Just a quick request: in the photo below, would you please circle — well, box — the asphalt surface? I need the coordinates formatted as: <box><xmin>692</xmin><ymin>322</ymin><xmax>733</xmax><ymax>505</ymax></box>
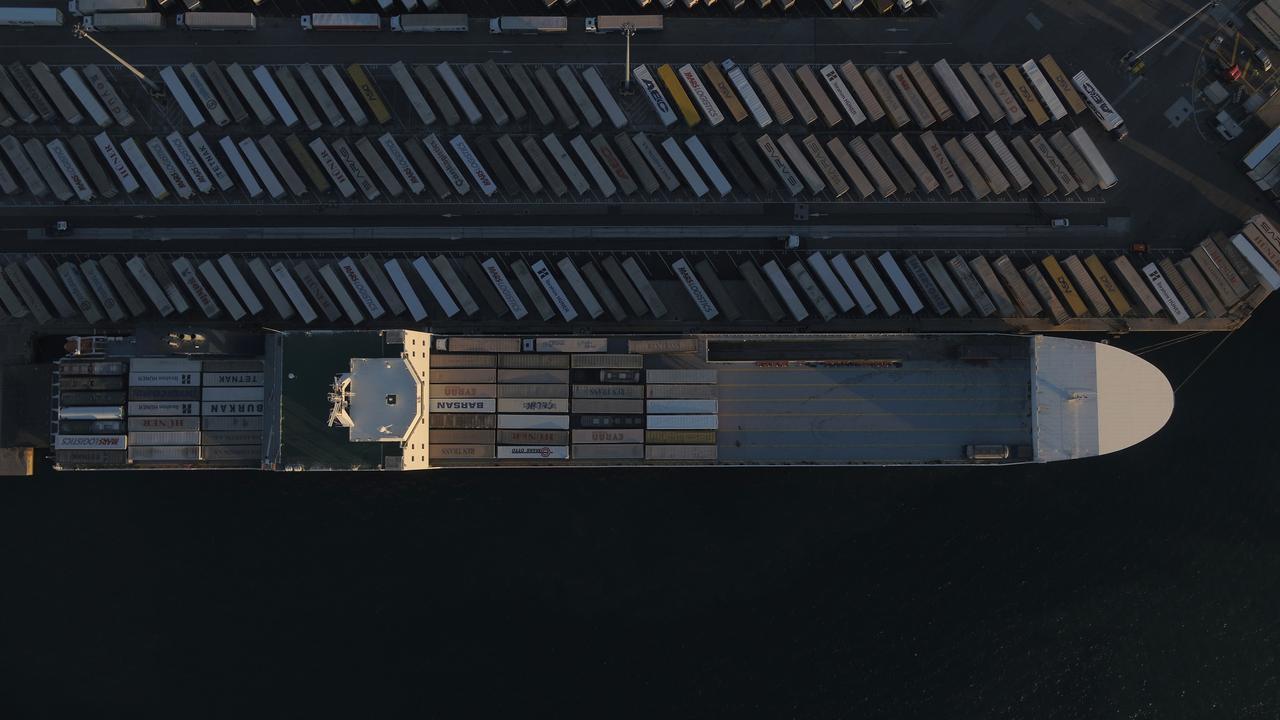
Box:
<box><xmin>0</xmin><ymin>0</ymin><xmax>1274</xmax><ymax>246</ymax></box>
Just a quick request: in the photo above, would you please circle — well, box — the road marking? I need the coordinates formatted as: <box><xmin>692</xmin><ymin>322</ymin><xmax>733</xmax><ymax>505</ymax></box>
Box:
<box><xmin>1113</xmin><ymin>76</ymin><xmax>1145</xmax><ymax>104</ymax></box>
<box><xmin>1026</xmin><ymin>13</ymin><xmax>1044</xmax><ymax>31</ymax></box>
<box><xmin>1165</xmin><ymin>96</ymin><xmax>1194</xmax><ymax>127</ymax></box>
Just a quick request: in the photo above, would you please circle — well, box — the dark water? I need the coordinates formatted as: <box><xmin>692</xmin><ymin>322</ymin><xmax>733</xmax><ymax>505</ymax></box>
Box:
<box><xmin>3</xmin><ymin>310</ymin><xmax>1278</xmax><ymax>717</ymax></box>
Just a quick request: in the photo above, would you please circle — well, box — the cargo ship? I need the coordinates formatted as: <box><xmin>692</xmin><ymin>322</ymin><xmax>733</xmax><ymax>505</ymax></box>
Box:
<box><xmin>49</xmin><ymin>331</ymin><xmax>1174</xmax><ymax>470</ymax></box>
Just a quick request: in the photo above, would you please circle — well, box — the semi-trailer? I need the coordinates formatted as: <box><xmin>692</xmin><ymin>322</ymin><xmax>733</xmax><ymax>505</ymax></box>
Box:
<box><xmin>957</xmin><ymin>62</ymin><xmax>1002</xmax><ymax>123</ymax></box>
<box><xmin>862</xmin><ymin>67</ymin><xmax>910</xmax><ymax>128</ymax></box>
<box><xmin>177</xmin><ymin>12</ymin><xmax>256</xmax><ymax>30</ymax></box>
<box><xmin>888</xmin><ymin>66</ymin><xmax>935</xmax><ymax>128</ymax></box>
<box><xmin>867</xmin><ymin>134</ymin><xmax>915</xmax><ymax>194</ymax></box>
<box><xmin>771</xmin><ymin>64</ymin><xmax>818</xmax><ymax>125</ymax></box>
<box><xmin>31</xmin><ymin>63</ymin><xmax>83</xmax><ymax>125</ymax></box>
<box><xmin>179</xmin><ymin>64</ymin><xmax>230</xmax><ymax>127</ymax></box>
<box><xmin>300</xmin><ymin>13</ymin><xmax>380</xmax><ymax>30</ymax></box>
<box><xmin>701</xmin><ymin>62</ymin><xmax>748</xmax><ymax>123</ymax></box>
<box><xmin>585</xmin><ymin>14</ymin><xmax>664</xmax><ymax>32</ymax></box>
<box><xmin>345</xmin><ymin>64</ymin><xmax>390</xmax><ymax>125</ymax></box>
<box><xmin>274</xmin><ymin>67</ymin><xmax>321</xmax><ymax>131</ymax></box>
<box><xmin>482</xmin><ymin>61</ymin><xmax>526</xmax><ymax>122</ymax></box>
<box><xmin>722</xmin><ymin>60</ymin><xmax>772</xmax><ymax>128</ymax></box>
<box><xmin>1072</xmin><ymin>71</ymin><xmax>1127</xmax><ymax>139</ymax></box>
<box><xmin>796</xmin><ymin>66</ymin><xmax>842</xmax><ymax>128</ymax></box>
<box><xmin>556</xmin><ymin>66</ymin><xmax>603</xmax><ymax>129</ymax></box>
<box><xmin>801</xmin><ymin>134</ymin><xmax>847</xmax><ymax>197</ymax></box>
<box><xmin>1020</xmin><ymin>59</ymin><xmax>1067</xmax><ymax>121</ymax></box>
<box><xmin>506</xmin><ymin>65</ymin><xmax>552</xmax><ymax>126</ymax></box>
<box><xmin>534</xmin><ymin>66</ymin><xmax>579</xmax><ymax>129</ymax></box>
<box><xmin>747</xmin><ymin>63</ymin><xmax>793</xmax><ymax>125</ymax></box>
<box><xmin>1003</xmin><ymin>65</ymin><xmax>1049</xmax><ymax>126</ymax></box>
<box><xmin>589</xmin><ymin>135</ymin><xmax>638</xmax><ymax>195</ymax></box>
<box><xmin>1038</xmin><ymin>55</ymin><xmax>1087</xmax><ymax>115</ymax></box>
<box><xmin>930</xmin><ymin>60</ymin><xmax>979</xmax><ymax>121</ymax></box>
<box><xmin>391</xmin><ymin>13</ymin><xmax>467</xmax><ymax>32</ymax></box>
<box><xmin>0</xmin><ymin>7</ymin><xmax>65</xmax><ymax>25</ymax></box>
<box><xmin>818</xmin><ymin>64</ymin><xmax>866</xmax><ymax>126</ymax></box>
<box><xmin>982</xmin><ymin>131</ymin><xmax>1032</xmax><ymax>193</ymax></box>
<box><xmin>432</xmin><ymin>63</ymin><xmax>481</xmax><ymax>125</ymax></box>
<box><xmin>83</xmin><ymin>12</ymin><xmax>161</xmax><ymax>30</ymax></box>
<box><xmin>583</xmin><ymin>68</ymin><xmax>628</xmax><ymax>129</ymax></box>
<box><xmin>662</xmin><ymin>137</ymin><xmax>709</xmax><ymax>197</ymax></box>
<box><xmin>489</xmin><ymin>16</ymin><xmax>568</xmax><ymax>33</ymax></box>
<box><xmin>632</xmin><ymin>64</ymin><xmax>678</xmax><ymax>128</ymax></box>
<box><xmin>906</xmin><ymin>62</ymin><xmax>952</xmax><ymax>122</ymax></box>
<box><xmin>677</xmin><ymin>64</ymin><xmax>724</xmax><ymax>127</ymax></box>
<box><xmin>251</xmin><ymin>66</ymin><xmax>297</xmax><ymax>129</ymax></box>
<box><xmin>59</xmin><ymin>68</ymin><xmax>112</xmax><ymax>128</ymax></box>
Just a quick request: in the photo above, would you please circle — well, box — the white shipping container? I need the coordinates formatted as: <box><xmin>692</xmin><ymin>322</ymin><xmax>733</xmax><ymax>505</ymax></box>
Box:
<box><xmin>129</xmin><ymin>401</ymin><xmax>200</xmax><ymax>416</ymax></box>
<box><xmin>218</xmin><ymin>137</ymin><xmax>263</xmax><ymax>199</ymax></box>
<box><xmin>202</xmin><ymin>387</ymin><xmax>264</xmax><ymax>402</ymax></box>
<box><xmin>252</xmin><ymin>66</ymin><xmax>299</xmax><ymax>128</ymax></box>
<box><xmin>647</xmin><ymin>399</ymin><xmax>718</xmax><ymax>414</ymax></box>
<box><xmin>171</xmin><ymin>257</ymin><xmax>220</xmax><ymax>318</ymax></box>
<box><xmin>879</xmin><ymin>252</ymin><xmax>925</xmax><ymax>314</ymax></box>
<box><xmin>385</xmin><ymin>259</ymin><xmax>428</xmax><ymax>321</ymax></box>
<box><xmin>646</xmin><ymin>415</ymin><xmax>718</xmax><ymax>430</ymax></box>
<box><xmin>497</xmin><ymin>445</ymin><xmax>569</xmax><ymax>460</ymax></box>
<box><xmin>555</xmin><ymin>258</ymin><xmax>603</xmax><ymax>319</ymax></box>
<box><xmin>448</xmin><ymin>135</ymin><xmax>497</xmax><ymax>196</ymax></box>
<box><xmin>198</xmin><ymin>261</ymin><xmax>246</xmax><ymax>320</ymax></box>
<box><xmin>129</xmin><ymin>370</ymin><xmax>199</xmax><ymax>386</ymax></box>
<box><xmin>496</xmin><ymin>415</ymin><xmax>571</xmax><ymax>430</ymax></box>
<box><xmin>318</xmin><ymin>264</ymin><xmax>364</xmax><ymax>324</ymax></box>
<box><xmin>678</xmin><ymin>63</ymin><xmax>724</xmax><ymax>127</ymax></box>
<box><xmin>237</xmin><ymin>138</ymin><xmax>285</xmax><ymax>199</ymax></box>
<box><xmin>270</xmin><ymin>262</ymin><xmax>317</xmax><ymax>323</ymax></box>
<box><xmin>160</xmin><ymin>133</ymin><xmax>210</xmax><ymax>194</ymax></box>
<box><xmin>497</xmin><ymin>398</ymin><xmax>569</xmax><ymax>414</ymax></box>
<box><xmin>307</xmin><ymin>138</ymin><xmax>357</xmax><ymax>198</ymax></box>
<box><xmin>583</xmin><ymin>67</ymin><xmax>628</xmax><ymax>129</ymax></box>
<box><xmin>662</xmin><ymin>137</ymin><xmax>708</xmax><ymax>197</ymax></box>
<box><xmin>160</xmin><ymin>66</ymin><xmax>206</xmax><ymax>128</ymax></box>
<box><xmin>93</xmin><ymin>133</ymin><xmax>140</xmax><ymax>195</ymax></box>
<box><xmin>407</xmin><ymin>256</ymin><xmax>458</xmax><ymax>317</ymax></box>
<box><xmin>125</xmin><ymin>256</ymin><xmax>175</xmax><ymax>316</ymax></box>
<box><xmin>531</xmin><ymin>260</ymin><xmax>577</xmax><ymax>321</ymax></box>
<box><xmin>56</xmin><ymin>435</ymin><xmax>127</xmax><ymax>450</ymax></box>
<box><xmin>127</xmin><ymin>431</ymin><xmax>200</xmax><ymax>446</ymax></box>
<box><xmin>423</xmin><ymin>134</ymin><xmax>471</xmax><ymax>195</ymax></box>
<box><xmin>121</xmin><ymin>138</ymin><xmax>169</xmax><ymax>200</ymax></box>
<box><xmin>672</xmin><ymin>258</ymin><xmax>718</xmax><ymax>320</ymax></box>
<box><xmin>59</xmin><ymin>406</ymin><xmax>125</xmax><ymax>420</ymax></box>
<box><xmin>335</xmin><ymin>256</ymin><xmax>385</xmax><ymax>319</ymax></box>
<box><xmin>202</xmin><ymin>401</ymin><xmax>264</xmax><ymax>416</ymax></box>
<box><xmin>722</xmin><ymin>60</ymin><xmax>772</xmax><ymax>128</ymax></box>
<box><xmin>818</xmin><ymin>64</ymin><xmax>866</xmax><ymax>126</ymax></box>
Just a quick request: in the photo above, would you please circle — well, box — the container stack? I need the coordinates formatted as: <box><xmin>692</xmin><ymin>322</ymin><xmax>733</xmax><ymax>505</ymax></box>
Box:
<box><xmin>200</xmin><ymin>359</ymin><xmax>265</xmax><ymax>465</ymax></box>
<box><xmin>569</xmin><ymin>353</ymin><xmax>645</xmax><ymax>460</ymax></box>
<box><xmin>496</xmin><ymin>351</ymin><xmax>571</xmax><ymax>460</ymax></box>
<box><xmin>644</xmin><ymin>369</ymin><xmax>719</xmax><ymax>461</ymax></box>
<box><xmin>54</xmin><ymin>359</ymin><xmax>128</xmax><ymax>468</ymax></box>
<box><xmin>126</xmin><ymin>357</ymin><xmax>202</xmax><ymax>464</ymax></box>
<box><xmin>427</xmin><ymin>350</ymin><xmax>500</xmax><ymax>461</ymax></box>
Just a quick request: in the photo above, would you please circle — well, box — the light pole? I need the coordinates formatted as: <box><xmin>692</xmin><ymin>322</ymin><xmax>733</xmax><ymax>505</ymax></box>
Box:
<box><xmin>620</xmin><ymin>23</ymin><xmax>636</xmax><ymax>95</ymax></box>
<box><xmin>73</xmin><ymin>23</ymin><xmax>165</xmax><ymax>98</ymax></box>
<box><xmin>1123</xmin><ymin>1</ymin><xmax>1220</xmax><ymax>70</ymax></box>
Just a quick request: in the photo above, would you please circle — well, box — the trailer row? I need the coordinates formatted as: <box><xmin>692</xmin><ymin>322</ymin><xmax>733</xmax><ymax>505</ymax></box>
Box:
<box><xmin>0</xmin><ymin>58</ymin><xmax>1122</xmax><ymax>146</ymax></box>
<box><xmin>0</xmin><ymin>123</ymin><xmax>1120</xmax><ymax>206</ymax></box>
<box><xmin>633</xmin><ymin>56</ymin><xmax>1108</xmax><ymax>137</ymax></box>
<box><xmin>2</xmin><ymin>229</ymin><xmax>1272</xmax><ymax>331</ymax></box>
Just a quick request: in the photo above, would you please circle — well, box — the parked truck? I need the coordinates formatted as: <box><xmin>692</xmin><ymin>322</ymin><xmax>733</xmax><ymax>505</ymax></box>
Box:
<box><xmin>489</xmin><ymin>16</ymin><xmax>567</xmax><ymax>34</ymax></box>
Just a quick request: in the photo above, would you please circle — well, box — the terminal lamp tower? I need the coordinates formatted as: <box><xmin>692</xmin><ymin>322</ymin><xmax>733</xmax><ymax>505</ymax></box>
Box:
<box><xmin>73</xmin><ymin>23</ymin><xmax>165</xmax><ymax>99</ymax></box>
